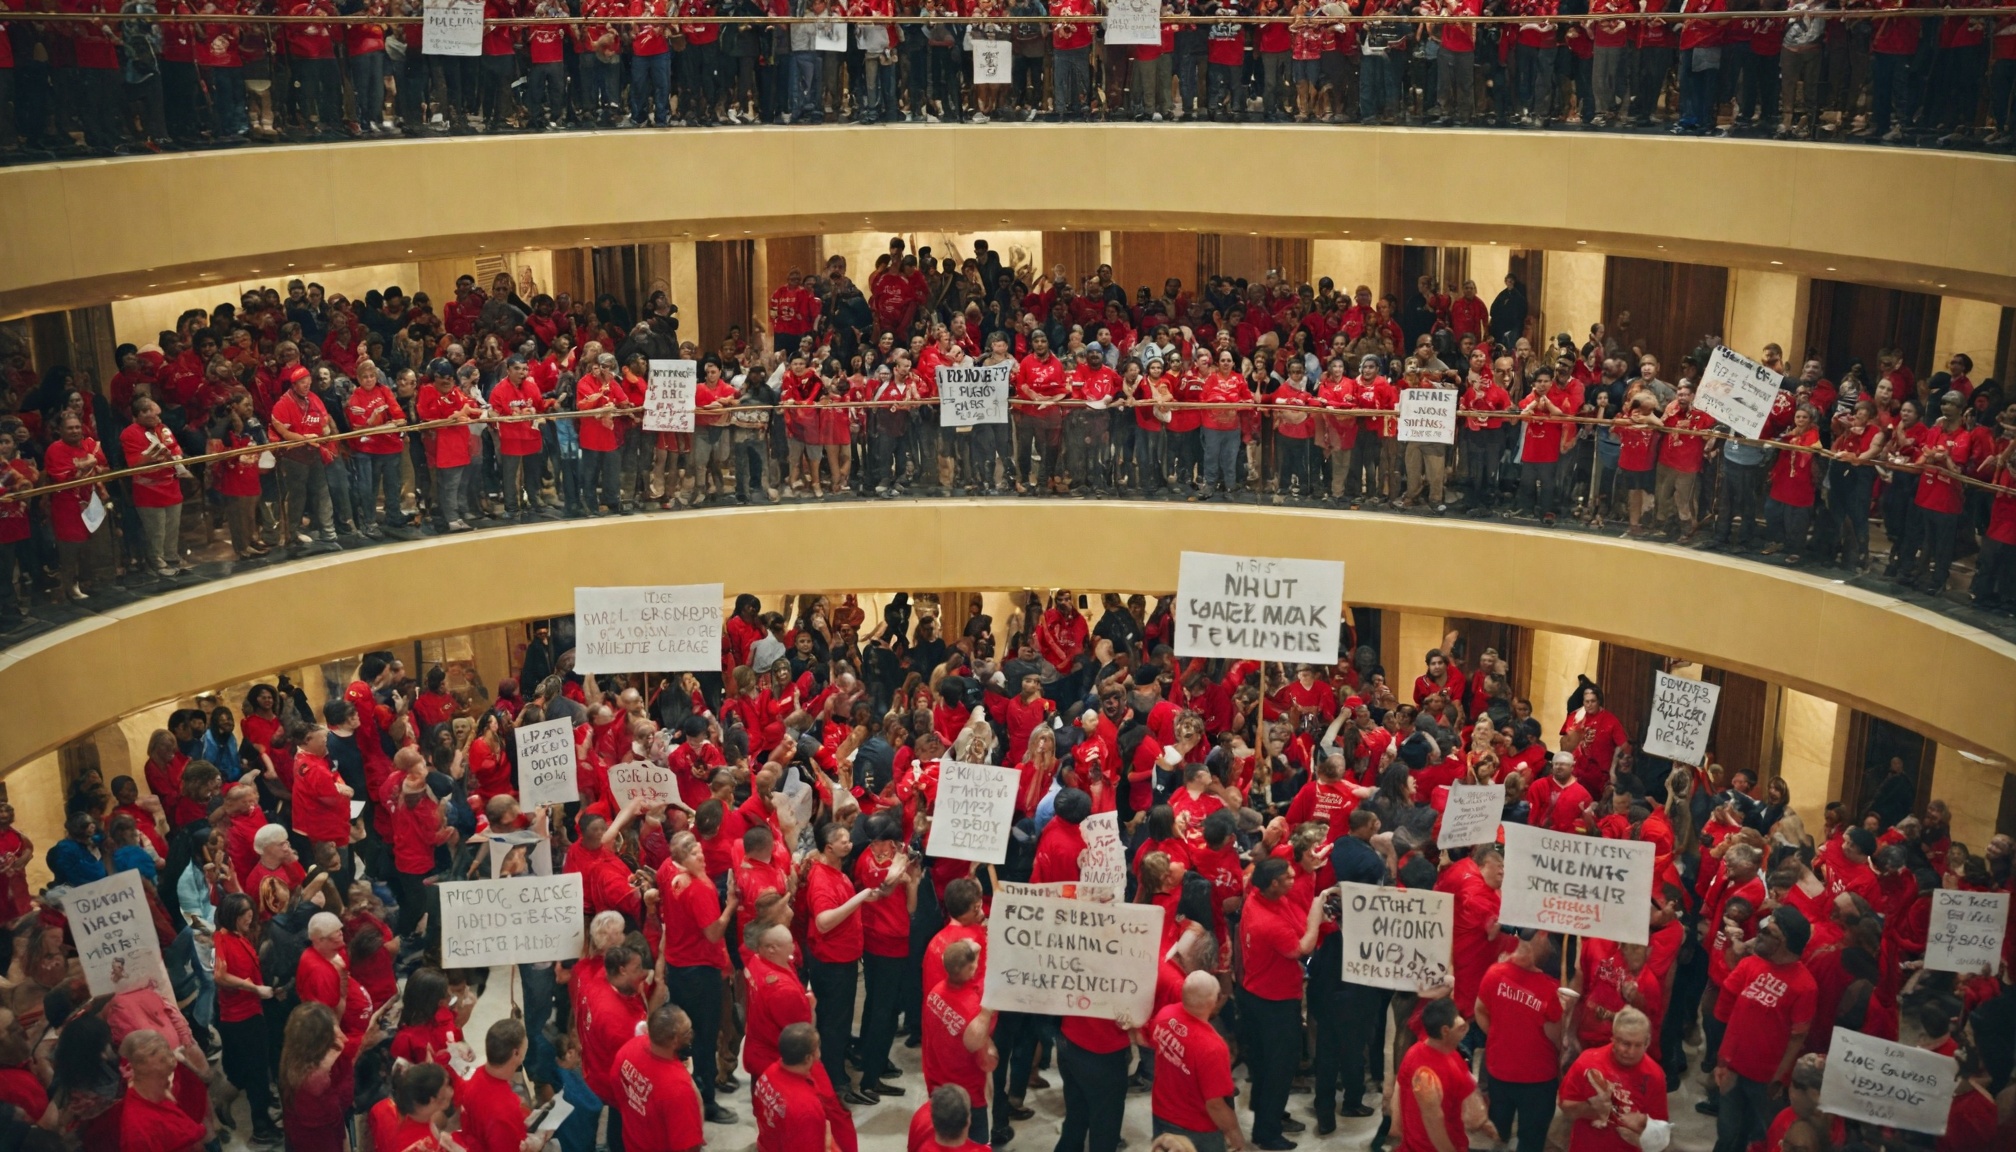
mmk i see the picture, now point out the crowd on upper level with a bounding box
[0,0,2013,157]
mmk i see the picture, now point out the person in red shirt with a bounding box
[582,943,653,1136]
[117,1030,208,1152]
[921,941,997,1142]
[755,1023,839,1152]
[444,1018,530,1152]
[1516,365,1572,522]
[1199,349,1253,499]
[1713,907,1817,1152]
[416,362,483,532]
[1399,998,1495,1152]
[1894,389,1976,593]
[488,357,548,520]
[1526,751,1594,834]
[1655,382,1716,539]
[910,1085,993,1152]
[1238,856,1327,1147]
[120,397,188,577]
[1149,970,1244,1148]
[612,1005,707,1152]
[345,359,407,534]
[805,822,894,1101]
[1475,931,1566,1152]
[1762,403,1822,563]
[768,269,820,353]
[1037,590,1090,703]
[268,364,336,545]
[1971,423,2016,611]
[1558,1007,1668,1152]
[285,0,343,133]
[44,410,111,598]
[744,922,814,1085]
[654,831,740,1124]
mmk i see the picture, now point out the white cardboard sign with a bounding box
[65,869,166,996]
[1820,1028,1956,1135]
[939,363,1011,427]
[1499,822,1655,944]
[487,829,554,878]
[1077,810,1127,891]
[643,359,697,434]
[1642,671,1721,767]
[1337,882,1453,991]
[983,884,1159,1023]
[1694,345,1783,440]
[924,759,1020,865]
[1436,783,1505,850]
[1396,388,1457,444]
[514,717,580,808]
[1103,0,1162,44]
[972,39,1011,84]
[606,762,681,809]
[574,584,722,673]
[1924,888,2008,975]
[1174,551,1345,663]
[422,0,483,55]
[439,873,585,967]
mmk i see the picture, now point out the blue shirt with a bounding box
[48,838,107,888]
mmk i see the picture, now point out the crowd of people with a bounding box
[3,0,2016,157]
[3,242,2013,632]
[1,585,2012,1152]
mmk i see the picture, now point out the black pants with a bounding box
[1486,1074,1557,1151]
[1308,938,1357,1127]
[1904,505,1960,588]
[218,1014,276,1133]
[807,956,858,1090]
[1518,457,1560,516]
[1976,537,2016,607]
[1237,988,1301,1143]
[859,952,904,1084]
[1056,1034,1129,1152]
[294,57,342,127]
[1333,980,1384,1117]
[666,964,724,1110]
[1462,427,1502,506]
[1714,460,1766,545]
[1713,1072,1773,1152]
[991,1011,1043,1114]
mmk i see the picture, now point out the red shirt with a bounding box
[453,1064,530,1152]
[805,859,864,963]
[43,438,106,542]
[1149,1004,1235,1133]
[656,870,729,970]
[1479,961,1563,1083]
[854,849,912,958]
[1659,407,1717,472]
[214,930,265,1023]
[755,1063,829,1152]
[120,1086,209,1152]
[1519,390,1567,463]
[417,386,478,469]
[581,975,649,1102]
[921,978,992,1103]
[613,1035,705,1152]
[488,378,546,456]
[1239,892,1307,1000]
[122,423,185,507]
[1913,423,1973,514]
[743,953,813,1078]
[1768,428,1822,507]
[1715,954,1816,1083]
[1398,1041,1475,1152]
[291,753,352,845]
[1560,1045,1669,1152]
[1199,372,1253,431]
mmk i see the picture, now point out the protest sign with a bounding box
[422,0,484,55]
[939,363,1011,426]
[782,767,818,832]
[1821,1028,1956,1135]
[1337,883,1453,991]
[998,879,1121,904]
[1694,345,1783,440]
[924,759,1019,865]
[1436,783,1506,849]
[1174,551,1346,663]
[1103,0,1162,44]
[515,717,579,808]
[1642,672,1721,766]
[574,584,722,673]
[1397,388,1458,444]
[972,39,1011,84]
[1078,811,1127,891]
[812,19,846,50]
[642,359,697,433]
[984,885,1159,1022]
[1499,823,1655,944]
[439,874,585,966]
[1924,888,2009,974]
[606,762,682,809]
[65,870,165,996]
[487,829,554,877]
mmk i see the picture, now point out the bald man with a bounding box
[1148,971,1245,1152]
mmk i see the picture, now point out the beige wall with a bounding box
[1541,250,1607,345]
[1392,612,1449,688]
[110,261,420,349]
[1724,269,1810,364]
[1933,297,2004,379]
[1932,745,2010,852]
[1776,689,1844,832]
[1528,629,1601,743]
[1313,240,1385,297]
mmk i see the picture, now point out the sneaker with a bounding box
[971,112,990,123]
[704,1104,739,1125]
[68,584,89,601]
[447,520,473,533]
[1151,112,1163,121]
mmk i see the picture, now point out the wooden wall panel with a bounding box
[1111,232,1199,299]
[695,239,755,359]
[1703,667,1769,783]
[1596,642,1661,758]
[1603,256,1731,373]
[1447,616,1522,707]
[1207,235,1310,288]
[1805,279,1943,385]
[1041,232,1102,287]
[550,248,591,306]
[764,236,822,306]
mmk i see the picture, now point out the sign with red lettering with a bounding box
[1498,822,1655,944]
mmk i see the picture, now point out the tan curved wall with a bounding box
[3,127,2014,317]
[1,502,2012,777]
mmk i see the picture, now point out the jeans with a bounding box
[520,961,559,1087]
[351,450,402,525]
[1361,52,1400,119]
[1207,60,1244,116]
[1201,428,1242,492]
[1713,459,1766,545]
[278,452,333,539]
[1463,427,1503,506]
[1518,457,1560,517]
[434,463,469,526]
[1593,45,1629,119]
[632,50,673,125]
[806,957,858,1092]
[1437,48,1475,121]
[525,61,566,127]
[499,450,540,515]
[1134,428,1168,490]
[582,56,622,122]
[136,502,182,571]
[1056,1035,1129,1152]
[666,964,725,1110]
[1902,506,1960,589]
[1712,1073,1774,1152]
[350,50,386,124]
[791,51,822,118]
[1830,466,1874,565]
[1764,497,1812,551]
[1133,53,1172,116]
[209,65,247,136]
[294,56,342,127]
[732,430,769,502]
[1679,48,1718,127]
[1870,49,1913,133]
[1054,45,1092,116]
[1516,42,1556,119]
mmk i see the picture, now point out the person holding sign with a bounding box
[1709,907,1816,1152]
[1238,856,1329,1150]
[1557,1007,1669,1152]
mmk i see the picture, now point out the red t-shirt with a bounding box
[1658,408,1717,472]
[1913,423,1973,515]
[1479,961,1563,1083]
[1560,1045,1669,1152]
[581,976,649,1102]
[453,1063,531,1152]
[1149,1004,1235,1133]
[656,869,729,970]
[1399,1041,1476,1152]
[1239,892,1306,1000]
[854,849,913,959]
[214,930,265,1022]
[805,859,864,963]
[120,1087,209,1152]
[921,978,992,1103]
[121,424,185,507]
[907,1100,992,1152]
[743,953,812,1078]
[754,1063,829,1152]
[613,1034,705,1152]
[1715,954,1817,1082]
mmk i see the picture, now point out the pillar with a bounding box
[6,751,65,888]
[1931,744,2009,849]
[1932,296,2003,379]
[1723,269,1811,363]
[1467,245,1513,298]
[1313,240,1384,296]
[1539,250,1606,343]
[667,241,699,347]
[1525,630,1600,740]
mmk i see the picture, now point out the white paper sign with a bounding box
[1499,822,1655,944]
[1820,1028,1956,1135]
[574,584,722,673]
[1924,888,2009,974]
[1078,810,1127,891]
[939,363,1011,427]
[422,0,484,56]
[606,762,680,809]
[1174,551,1346,663]
[81,491,107,534]
[1103,0,1162,44]
[487,829,554,877]
[643,359,697,434]
[439,873,584,966]
[1694,345,1783,440]
[515,717,580,808]
[535,1098,576,1133]
[1337,883,1453,991]
[1396,388,1458,444]
[983,885,1159,1022]
[65,869,166,996]
[1436,783,1505,850]
[812,19,846,50]
[783,767,818,831]
[972,38,1011,84]
[1642,671,1721,767]
[925,759,1020,865]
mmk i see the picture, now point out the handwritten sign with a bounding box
[1694,345,1783,440]
[1104,0,1162,44]
[1174,551,1345,663]
[487,829,554,878]
[939,363,1011,427]
[1078,810,1127,891]
[1642,672,1721,767]
[811,19,846,50]
[1499,822,1655,944]
[1397,388,1457,444]
[1436,783,1505,850]
[439,873,585,967]
[574,584,722,673]
[1924,888,2008,974]
[1337,883,1453,991]
[65,869,166,996]
[422,0,483,55]
[606,762,681,810]
[924,759,1019,865]
[983,884,1159,1023]
[643,359,697,434]
[972,38,1011,84]
[515,717,579,808]
[1820,1028,1956,1135]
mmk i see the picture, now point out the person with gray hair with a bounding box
[1559,1005,1668,1152]
[118,1029,206,1152]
